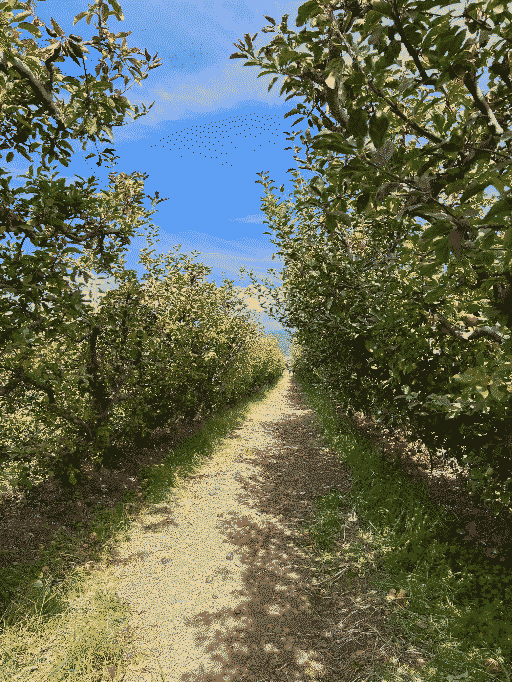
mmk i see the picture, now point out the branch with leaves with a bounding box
[230,0,512,514]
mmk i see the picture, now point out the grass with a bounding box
[0,358,511,681]
[291,362,512,682]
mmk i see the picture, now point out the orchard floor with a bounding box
[1,367,510,681]
[55,369,395,681]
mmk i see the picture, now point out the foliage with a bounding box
[0,0,169,487]
[1,363,511,680]
[0,0,166,356]
[0,237,279,489]
[0,0,286,490]
[232,0,512,517]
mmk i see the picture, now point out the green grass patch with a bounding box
[291,363,512,682]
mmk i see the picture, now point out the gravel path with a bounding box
[76,370,357,681]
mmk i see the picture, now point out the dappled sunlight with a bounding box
[0,358,510,681]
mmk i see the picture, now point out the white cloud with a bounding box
[229,214,266,223]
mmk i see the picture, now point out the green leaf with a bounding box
[370,0,393,18]
[434,240,450,263]
[296,0,324,27]
[335,212,352,227]
[256,70,280,79]
[16,22,42,37]
[346,108,368,140]
[479,195,512,223]
[309,177,325,197]
[325,212,338,233]
[67,40,84,59]
[244,33,254,51]
[268,76,279,92]
[459,181,491,204]
[310,132,356,156]
[502,226,512,250]
[73,11,88,25]
[419,220,451,241]
[284,106,306,119]
[290,116,306,127]
[50,17,65,36]
[368,111,389,149]
[109,0,123,16]
[355,191,371,213]
[441,132,464,153]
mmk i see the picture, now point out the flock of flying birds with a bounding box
[88,37,295,165]
[70,36,314,309]
[149,114,289,166]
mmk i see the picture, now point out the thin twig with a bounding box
[316,566,349,585]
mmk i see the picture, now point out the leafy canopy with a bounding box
[231,0,512,513]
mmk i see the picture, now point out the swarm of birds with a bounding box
[149,113,288,166]
[79,34,305,170]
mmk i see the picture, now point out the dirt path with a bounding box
[73,370,367,681]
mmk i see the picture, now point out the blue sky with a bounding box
[0,0,503,347]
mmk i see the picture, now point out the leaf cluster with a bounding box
[0,0,279,489]
[231,0,512,515]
